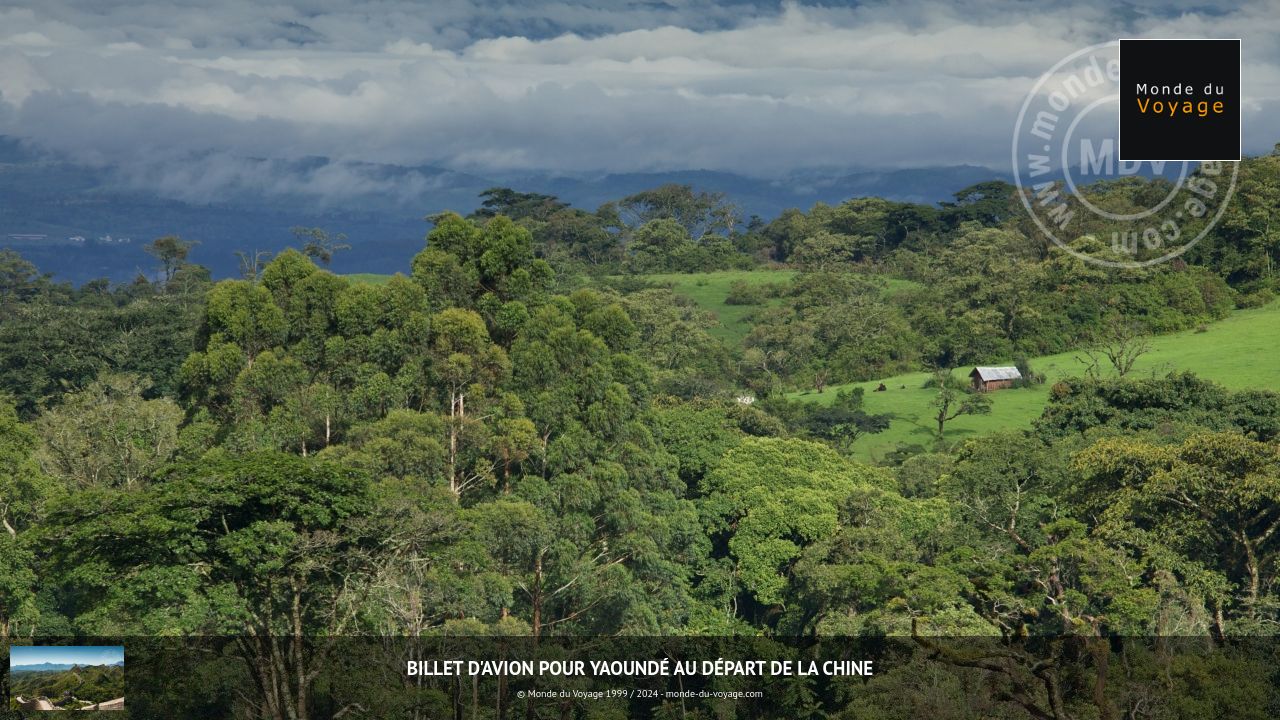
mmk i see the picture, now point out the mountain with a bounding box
[10,660,122,674]
[9,663,125,708]
[0,137,1007,283]
[10,663,78,673]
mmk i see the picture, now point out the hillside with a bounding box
[9,664,125,710]
[634,270,796,343]
[350,269,920,346]
[792,300,1280,462]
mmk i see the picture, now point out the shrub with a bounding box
[1238,288,1275,309]
[725,280,768,305]
[1014,356,1045,387]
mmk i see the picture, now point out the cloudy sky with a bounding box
[2,0,1279,187]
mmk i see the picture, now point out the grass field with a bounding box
[791,300,1280,463]
[639,270,919,344]
[639,270,796,343]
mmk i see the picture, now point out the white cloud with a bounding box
[0,0,1277,196]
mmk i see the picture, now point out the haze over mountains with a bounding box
[10,661,125,673]
[0,136,1004,283]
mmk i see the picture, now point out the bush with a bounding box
[1014,356,1045,387]
[1238,288,1276,309]
[724,280,768,306]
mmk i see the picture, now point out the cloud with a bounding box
[1,0,1277,203]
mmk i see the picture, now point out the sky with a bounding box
[1,0,1278,200]
[10,646,125,668]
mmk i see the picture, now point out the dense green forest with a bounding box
[3,152,1280,718]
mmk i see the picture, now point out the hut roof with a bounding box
[970,366,1022,381]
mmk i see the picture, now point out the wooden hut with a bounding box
[969,366,1022,392]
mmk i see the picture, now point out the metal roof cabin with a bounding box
[969,366,1022,392]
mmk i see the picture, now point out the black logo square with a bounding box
[1119,39,1240,161]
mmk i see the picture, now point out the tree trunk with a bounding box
[1242,533,1261,611]
[531,552,543,639]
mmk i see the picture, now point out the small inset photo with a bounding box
[8,646,124,712]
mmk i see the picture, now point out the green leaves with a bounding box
[35,374,183,490]
[702,437,894,606]
[43,452,373,635]
[1079,432,1280,625]
[203,280,286,361]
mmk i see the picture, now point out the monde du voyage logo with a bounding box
[1013,39,1241,268]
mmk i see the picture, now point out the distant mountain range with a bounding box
[0,135,1007,283]
[10,661,124,674]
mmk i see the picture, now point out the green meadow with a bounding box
[639,269,919,344]
[792,300,1280,463]
[638,270,796,343]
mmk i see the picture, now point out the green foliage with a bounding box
[1038,372,1280,442]
[413,212,553,312]
[7,170,1280,717]
[143,235,197,282]
[36,374,183,489]
[1076,432,1280,629]
[44,451,374,635]
[701,437,893,607]
[0,275,204,419]
[9,665,125,707]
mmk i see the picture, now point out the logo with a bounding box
[1012,41,1238,268]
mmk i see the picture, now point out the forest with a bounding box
[2,151,1280,719]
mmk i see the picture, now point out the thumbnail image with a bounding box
[8,646,124,711]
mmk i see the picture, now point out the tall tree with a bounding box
[291,227,351,267]
[36,374,183,489]
[144,235,198,283]
[45,452,377,720]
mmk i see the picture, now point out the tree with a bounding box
[235,249,274,282]
[0,531,38,641]
[35,374,183,489]
[931,369,991,440]
[1094,314,1152,377]
[291,227,351,267]
[429,308,511,499]
[201,280,287,363]
[0,249,44,307]
[701,437,894,609]
[939,181,1017,227]
[0,396,52,537]
[626,218,695,272]
[144,235,198,283]
[797,389,891,452]
[1036,372,1280,442]
[1077,432,1280,631]
[469,188,568,222]
[45,452,377,720]
[412,213,553,312]
[615,184,738,239]
[0,398,48,641]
